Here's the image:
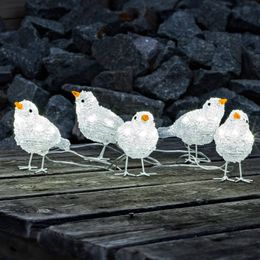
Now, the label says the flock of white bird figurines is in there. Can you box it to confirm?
[13,90,255,184]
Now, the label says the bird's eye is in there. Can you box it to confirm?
[207,103,211,106]
[29,109,33,113]
[246,119,249,123]
[81,99,85,103]
[133,116,137,120]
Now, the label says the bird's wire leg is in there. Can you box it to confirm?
[114,156,135,176]
[235,162,253,183]
[35,156,48,174]
[137,158,157,177]
[97,144,108,160]
[214,162,234,182]
[18,153,38,171]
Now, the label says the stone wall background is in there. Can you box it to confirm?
[0,0,260,149]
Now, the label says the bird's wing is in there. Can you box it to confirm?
[174,109,202,131]
[33,116,61,145]
[97,106,124,132]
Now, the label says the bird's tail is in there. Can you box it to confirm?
[56,138,71,151]
[158,126,175,139]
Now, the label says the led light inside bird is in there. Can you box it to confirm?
[214,110,254,183]
[13,100,70,173]
[72,90,124,160]
[116,111,159,177]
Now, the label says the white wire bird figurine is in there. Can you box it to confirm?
[158,97,227,164]
[14,100,70,173]
[214,110,254,183]
[116,111,159,176]
[72,90,124,160]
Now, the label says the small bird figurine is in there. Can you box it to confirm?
[14,100,70,173]
[116,111,158,176]
[214,110,254,183]
[72,90,124,159]
[158,97,227,163]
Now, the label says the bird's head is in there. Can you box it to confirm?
[228,110,249,126]
[203,97,227,119]
[14,100,39,119]
[72,90,99,110]
[132,111,155,126]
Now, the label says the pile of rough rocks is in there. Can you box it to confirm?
[0,0,260,149]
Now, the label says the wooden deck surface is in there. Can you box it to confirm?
[0,137,259,260]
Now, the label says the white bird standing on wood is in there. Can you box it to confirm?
[214,110,254,183]
[116,111,158,176]
[158,97,227,163]
[14,100,70,173]
[72,90,124,159]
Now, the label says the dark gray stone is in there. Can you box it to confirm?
[229,79,260,95]
[166,96,200,120]
[60,4,119,33]
[92,34,149,76]
[123,0,179,15]
[0,65,13,84]
[120,8,158,34]
[191,69,231,95]
[72,23,106,54]
[242,33,260,54]
[0,123,10,141]
[1,110,14,132]
[243,49,260,79]
[205,32,242,76]
[130,33,160,63]
[135,56,192,102]
[7,75,50,110]
[22,16,65,37]
[44,95,75,139]
[0,27,49,79]
[92,69,133,92]
[196,0,230,31]
[25,0,79,20]
[154,40,177,69]
[0,135,18,150]
[43,50,102,93]
[0,90,7,109]
[158,11,201,43]
[179,37,215,67]
[63,84,165,119]
[229,79,260,105]
[50,38,76,52]
[229,2,260,34]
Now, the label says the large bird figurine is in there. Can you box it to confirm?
[14,100,70,173]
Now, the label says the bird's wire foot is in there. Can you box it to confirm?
[137,172,157,177]
[213,176,235,182]
[235,177,253,183]
[114,171,136,177]
[35,168,48,174]
[18,166,37,171]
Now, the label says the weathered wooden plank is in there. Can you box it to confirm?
[116,228,260,260]
[38,199,260,259]
[0,230,72,260]
[0,173,260,239]
[0,157,259,200]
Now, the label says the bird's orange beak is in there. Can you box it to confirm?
[72,91,80,98]
[14,101,23,110]
[219,98,228,105]
[233,112,241,120]
[141,114,149,122]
